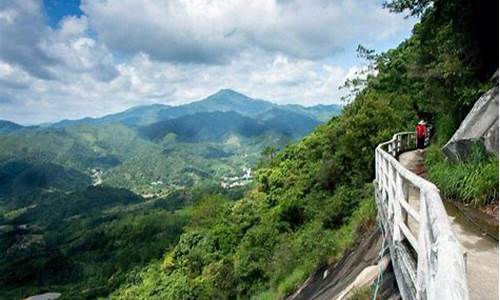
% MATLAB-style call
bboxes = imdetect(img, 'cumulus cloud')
[0,0,118,82]
[40,15,119,81]
[0,0,56,79]
[81,0,412,64]
[0,0,416,124]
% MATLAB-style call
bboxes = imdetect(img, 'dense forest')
[108,0,498,299]
[0,91,337,298]
[1,0,498,299]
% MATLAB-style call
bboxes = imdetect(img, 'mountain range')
[48,89,341,128]
[0,89,341,195]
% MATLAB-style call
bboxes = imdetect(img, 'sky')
[0,0,417,124]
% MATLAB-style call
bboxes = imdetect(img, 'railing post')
[416,190,428,299]
[393,170,403,242]
[375,150,378,181]
[384,159,392,215]
[402,178,409,225]
[396,135,401,154]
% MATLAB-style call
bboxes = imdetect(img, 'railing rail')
[374,132,469,300]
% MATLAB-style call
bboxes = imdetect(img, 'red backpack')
[416,124,426,138]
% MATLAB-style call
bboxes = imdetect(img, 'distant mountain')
[159,89,274,119]
[0,120,23,133]
[52,104,172,128]
[282,104,342,122]
[49,89,342,128]
[141,109,321,142]
[256,108,321,138]
[0,90,340,194]
[141,111,269,142]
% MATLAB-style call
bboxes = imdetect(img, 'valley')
[0,89,340,299]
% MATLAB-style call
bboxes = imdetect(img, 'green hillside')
[0,90,339,299]
[0,91,337,196]
[108,0,498,299]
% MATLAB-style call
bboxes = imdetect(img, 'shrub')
[425,145,499,206]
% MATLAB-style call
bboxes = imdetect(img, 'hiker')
[416,120,427,150]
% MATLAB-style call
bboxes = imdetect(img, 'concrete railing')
[374,132,469,300]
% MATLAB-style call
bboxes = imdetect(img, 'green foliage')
[111,184,376,299]
[425,145,499,206]
[0,187,190,300]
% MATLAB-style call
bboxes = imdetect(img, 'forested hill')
[109,0,498,299]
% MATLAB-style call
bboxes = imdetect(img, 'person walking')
[416,120,427,150]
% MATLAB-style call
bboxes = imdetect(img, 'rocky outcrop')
[443,85,499,161]
[23,293,61,300]
[288,228,400,300]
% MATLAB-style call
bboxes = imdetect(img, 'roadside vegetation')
[426,144,499,207]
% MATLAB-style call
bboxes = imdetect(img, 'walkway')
[398,149,499,300]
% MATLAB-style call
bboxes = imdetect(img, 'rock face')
[288,228,400,300]
[23,293,61,300]
[443,85,499,161]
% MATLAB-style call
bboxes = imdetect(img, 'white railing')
[374,132,469,300]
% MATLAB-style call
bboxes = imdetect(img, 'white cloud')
[40,15,119,81]
[81,0,413,63]
[0,0,416,124]
[0,61,34,89]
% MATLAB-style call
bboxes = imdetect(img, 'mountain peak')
[209,89,252,101]
[215,88,244,96]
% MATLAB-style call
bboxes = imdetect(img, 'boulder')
[443,85,499,161]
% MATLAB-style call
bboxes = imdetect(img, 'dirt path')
[398,150,499,300]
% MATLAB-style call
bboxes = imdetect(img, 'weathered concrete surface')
[398,149,499,300]
[444,201,499,300]
[288,228,401,300]
[443,86,499,161]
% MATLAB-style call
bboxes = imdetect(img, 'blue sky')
[43,0,83,27]
[0,0,417,124]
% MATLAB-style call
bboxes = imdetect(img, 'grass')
[425,144,499,207]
